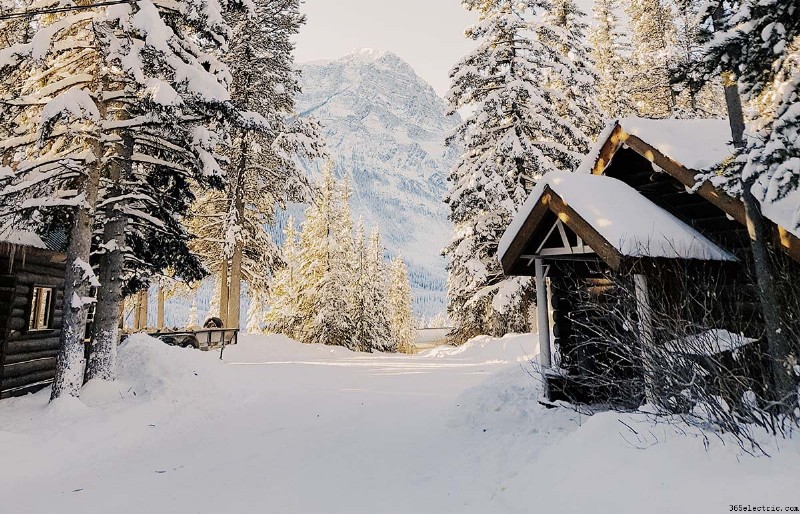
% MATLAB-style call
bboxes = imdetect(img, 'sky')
[294,0,479,97]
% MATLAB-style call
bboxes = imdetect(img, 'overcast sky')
[294,0,479,97]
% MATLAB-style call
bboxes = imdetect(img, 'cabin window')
[29,286,54,330]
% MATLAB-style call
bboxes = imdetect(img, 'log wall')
[0,247,66,399]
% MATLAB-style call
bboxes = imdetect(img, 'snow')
[1,332,797,513]
[499,171,736,262]
[579,118,735,174]
[665,329,757,356]
[0,226,46,249]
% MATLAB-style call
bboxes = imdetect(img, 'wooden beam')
[598,129,800,263]
[621,133,748,225]
[591,122,624,174]
[500,192,552,274]
[546,192,624,270]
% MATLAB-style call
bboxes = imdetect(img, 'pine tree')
[364,228,393,352]
[295,164,354,348]
[668,0,726,117]
[590,0,633,118]
[625,0,677,118]
[0,9,108,398]
[389,256,416,354]
[349,218,371,351]
[265,217,304,339]
[697,0,800,406]
[189,0,324,328]
[84,0,236,382]
[446,0,599,343]
[0,0,238,389]
[246,291,264,334]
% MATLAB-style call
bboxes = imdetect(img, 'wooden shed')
[499,117,800,405]
[0,230,67,399]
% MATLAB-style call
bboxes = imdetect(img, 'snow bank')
[499,171,736,262]
[1,332,797,514]
[419,333,537,363]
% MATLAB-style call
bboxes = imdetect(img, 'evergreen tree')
[389,256,416,354]
[696,0,799,406]
[445,0,599,343]
[189,0,324,329]
[295,164,354,348]
[364,228,393,352]
[265,217,304,339]
[349,218,371,352]
[699,0,800,228]
[625,0,677,117]
[590,0,633,118]
[668,0,726,117]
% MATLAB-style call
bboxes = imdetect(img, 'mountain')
[295,49,459,321]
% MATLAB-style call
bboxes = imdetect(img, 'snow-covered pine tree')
[187,297,199,328]
[0,8,109,398]
[365,228,393,352]
[590,0,633,118]
[265,217,304,339]
[85,0,236,381]
[625,0,677,118]
[349,218,370,352]
[295,164,354,348]
[388,256,416,354]
[246,290,264,334]
[189,0,324,329]
[696,0,800,406]
[699,0,800,229]
[667,0,726,117]
[445,0,599,343]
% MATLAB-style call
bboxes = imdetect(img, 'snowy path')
[1,333,799,514]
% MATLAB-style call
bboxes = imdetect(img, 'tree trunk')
[86,133,132,382]
[711,10,791,406]
[50,154,102,400]
[218,261,230,326]
[227,134,248,329]
[743,183,794,405]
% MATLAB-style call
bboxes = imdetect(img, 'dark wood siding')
[0,246,66,399]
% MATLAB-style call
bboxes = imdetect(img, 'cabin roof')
[577,117,800,259]
[499,172,735,273]
[576,118,734,175]
[0,225,47,249]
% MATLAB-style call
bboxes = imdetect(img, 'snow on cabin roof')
[498,172,736,263]
[577,117,735,174]
[0,225,47,249]
[577,117,800,241]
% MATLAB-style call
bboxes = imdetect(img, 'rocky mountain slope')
[295,49,459,320]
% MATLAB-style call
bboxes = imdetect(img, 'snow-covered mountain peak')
[296,51,459,319]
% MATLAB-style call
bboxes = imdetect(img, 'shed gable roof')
[499,172,735,274]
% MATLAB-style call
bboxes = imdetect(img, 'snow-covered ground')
[1,333,798,513]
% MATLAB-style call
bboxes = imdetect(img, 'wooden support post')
[535,259,551,369]
[134,290,148,331]
[157,286,165,329]
[218,262,229,327]
[634,274,656,405]
[535,259,552,401]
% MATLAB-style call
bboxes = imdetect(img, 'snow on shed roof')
[0,225,47,249]
[577,117,735,174]
[498,171,736,264]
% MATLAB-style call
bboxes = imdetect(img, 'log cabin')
[0,229,68,399]
[499,118,800,406]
